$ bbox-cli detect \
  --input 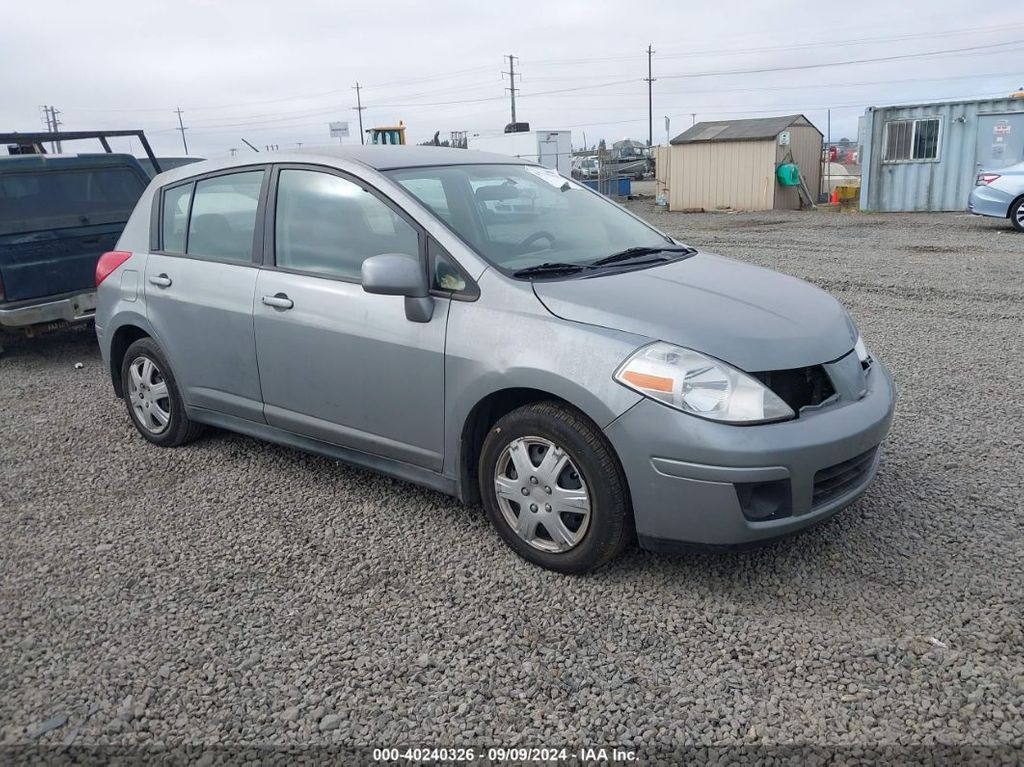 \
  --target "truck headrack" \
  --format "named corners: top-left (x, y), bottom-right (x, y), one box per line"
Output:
top-left (1, 129), bottom-right (162, 174)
